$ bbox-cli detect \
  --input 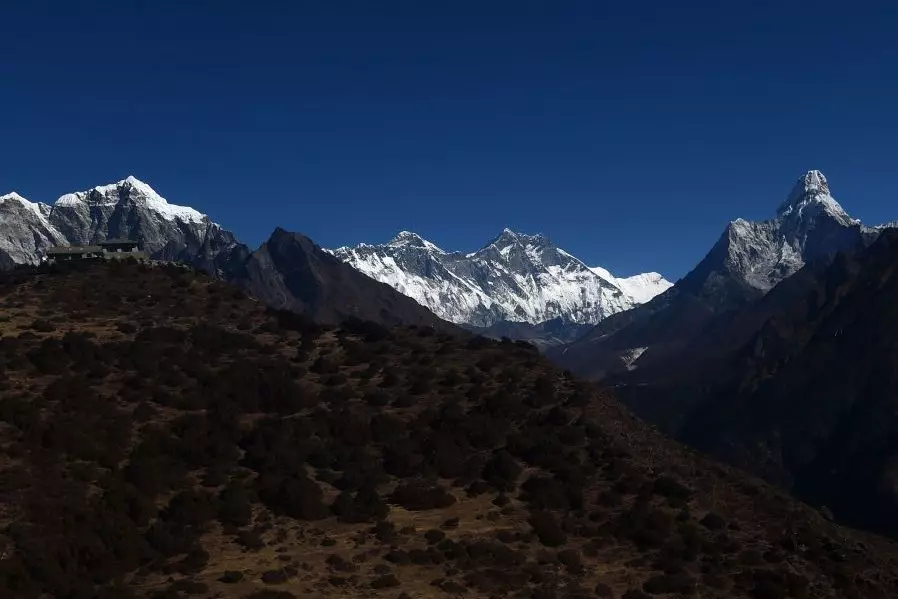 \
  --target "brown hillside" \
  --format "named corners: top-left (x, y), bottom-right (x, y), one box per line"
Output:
top-left (0, 260), bottom-right (896, 599)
